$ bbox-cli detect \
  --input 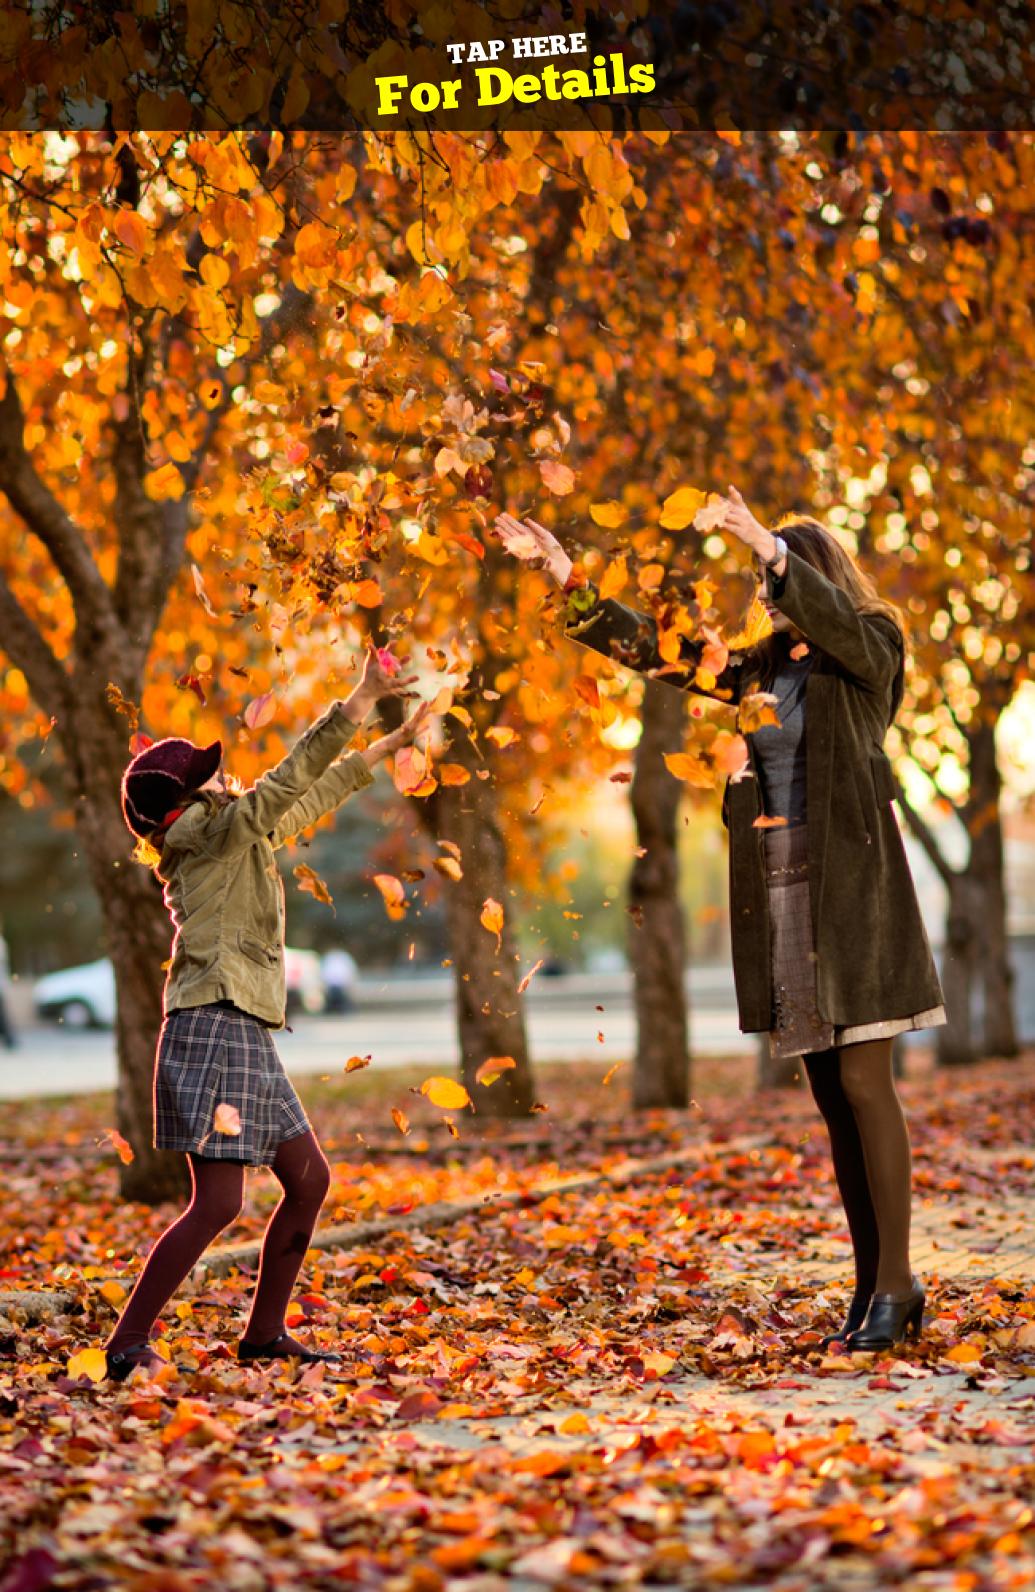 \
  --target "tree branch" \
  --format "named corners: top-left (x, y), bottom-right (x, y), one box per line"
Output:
top-left (0, 564), bottom-right (70, 721)
top-left (0, 373), bottom-right (120, 635)
top-left (892, 775), bottom-right (959, 889)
